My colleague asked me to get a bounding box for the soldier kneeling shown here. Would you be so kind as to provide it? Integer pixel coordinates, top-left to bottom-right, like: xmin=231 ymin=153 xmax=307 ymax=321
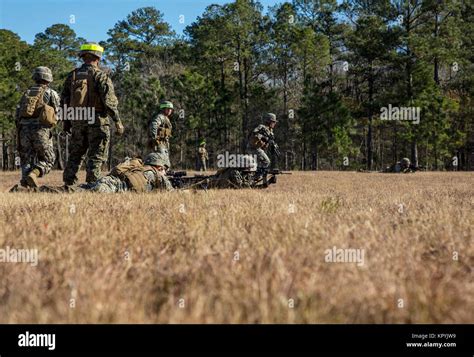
xmin=86 ymin=153 xmax=173 ymax=193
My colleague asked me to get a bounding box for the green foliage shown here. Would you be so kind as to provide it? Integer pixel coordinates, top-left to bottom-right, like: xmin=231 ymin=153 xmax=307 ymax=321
xmin=1 ymin=1 xmax=473 ymax=170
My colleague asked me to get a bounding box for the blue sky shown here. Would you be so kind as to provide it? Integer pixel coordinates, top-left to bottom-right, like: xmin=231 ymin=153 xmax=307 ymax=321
xmin=0 ymin=0 xmax=281 ymax=44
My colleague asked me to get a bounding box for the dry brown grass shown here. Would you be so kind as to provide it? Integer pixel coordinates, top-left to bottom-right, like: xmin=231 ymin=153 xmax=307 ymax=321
xmin=0 ymin=170 xmax=472 ymax=323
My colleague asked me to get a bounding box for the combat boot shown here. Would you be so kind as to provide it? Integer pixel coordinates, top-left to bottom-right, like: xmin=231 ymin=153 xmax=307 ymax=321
xmin=254 ymin=167 xmax=268 ymax=187
xmin=25 ymin=168 xmax=41 ymax=188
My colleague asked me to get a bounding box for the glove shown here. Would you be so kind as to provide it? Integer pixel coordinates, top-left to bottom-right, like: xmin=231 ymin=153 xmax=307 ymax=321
xmin=115 ymin=121 xmax=124 ymax=136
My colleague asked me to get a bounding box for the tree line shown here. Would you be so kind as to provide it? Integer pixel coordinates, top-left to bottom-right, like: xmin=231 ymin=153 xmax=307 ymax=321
xmin=1 ymin=0 xmax=473 ymax=171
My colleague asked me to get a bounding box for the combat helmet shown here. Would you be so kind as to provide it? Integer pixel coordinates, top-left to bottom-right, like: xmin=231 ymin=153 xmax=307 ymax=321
xmin=32 ymin=66 xmax=53 ymax=83
xmin=79 ymin=43 xmax=104 ymax=59
xmin=264 ymin=112 xmax=278 ymax=123
xmin=401 ymin=157 xmax=411 ymax=167
xmin=160 ymin=101 xmax=174 ymax=110
xmin=144 ymin=152 xmax=169 ymax=168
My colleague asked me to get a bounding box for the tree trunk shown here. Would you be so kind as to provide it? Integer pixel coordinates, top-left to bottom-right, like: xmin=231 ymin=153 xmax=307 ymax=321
xmin=410 ymin=140 xmax=418 ymax=167
xmin=367 ymin=64 xmax=374 ymax=170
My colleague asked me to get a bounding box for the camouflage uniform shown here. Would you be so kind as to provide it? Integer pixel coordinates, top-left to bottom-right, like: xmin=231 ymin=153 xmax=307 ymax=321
xmin=250 ymin=124 xmax=274 ymax=169
xmin=87 ymin=154 xmax=173 ymax=193
xmin=17 ymin=84 xmax=60 ymax=183
xmin=198 ymin=145 xmax=208 ymax=171
xmin=384 ymin=158 xmax=414 ymax=173
xmin=148 ymin=113 xmax=172 ymax=168
xmin=208 ymin=155 xmax=257 ymax=189
xmin=62 ymin=63 xmax=121 ymax=185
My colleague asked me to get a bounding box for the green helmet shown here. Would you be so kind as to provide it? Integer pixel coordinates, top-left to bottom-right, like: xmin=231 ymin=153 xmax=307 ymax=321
xmin=144 ymin=153 xmax=168 ymax=167
xmin=200 ymin=140 xmax=206 ymax=146
xmin=264 ymin=113 xmax=277 ymax=123
xmin=32 ymin=66 xmax=53 ymax=83
xmin=160 ymin=101 xmax=174 ymax=110
xmin=79 ymin=43 xmax=104 ymax=59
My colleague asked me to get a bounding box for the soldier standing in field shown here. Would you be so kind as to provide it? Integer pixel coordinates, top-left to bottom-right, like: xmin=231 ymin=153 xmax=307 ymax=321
xmin=62 ymin=42 xmax=124 ymax=187
xmin=249 ymin=113 xmax=278 ymax=185
xmin=148 ymin=100 xmax=173 ymax=168
xmin=197 ymin=140 xmax=208 ymax=171
xmin=16 ymin=66 xmax=60 ymax=188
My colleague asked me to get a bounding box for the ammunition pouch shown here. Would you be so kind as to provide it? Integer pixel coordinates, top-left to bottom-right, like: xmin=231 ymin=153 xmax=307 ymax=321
xmin=250 ymin=135 xmax=266 ymax=149
xmin=70 ymin=68 xmax=105 ymax=113
xmin=124 ymin=170 xmax=149 ymax=192
xmin=157 ymin=126 xmax=172 ymax=139
xmin=38 ymin=102 xmax=57 ymax=128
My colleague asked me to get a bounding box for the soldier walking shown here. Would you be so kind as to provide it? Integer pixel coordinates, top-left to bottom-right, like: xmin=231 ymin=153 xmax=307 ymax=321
xmin=16 ymin=66 xmax=60 ymax=188
xmin=249 ymin=113 xmax=278 ymax=184
xmin=62 ymin=43 xmax=124 ymax=187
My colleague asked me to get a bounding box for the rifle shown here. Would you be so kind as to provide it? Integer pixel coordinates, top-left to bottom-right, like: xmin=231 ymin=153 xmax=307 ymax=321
xmin=253 ymin=168 xmax=291 ymax=187
xmin=166 ymin=170 xmax=214 ymax=189
xmin=268 ymin=139 xmax=280 ymax=158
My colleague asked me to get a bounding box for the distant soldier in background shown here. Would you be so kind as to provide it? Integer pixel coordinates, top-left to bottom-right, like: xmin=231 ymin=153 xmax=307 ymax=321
xmin=16 ymin=66 xmax=60 ymax=188
xmin=197 ymin=140 xmax=208 ymax=171
xmin=148 ymin=100 xmax=173 ymax=168
xmin=383 ymin=157 xmax=415 ymax=173
xmin=62 ymin=43 xmax=124 ymax=187
xmin=249 ymin=113 xmax=278 ymax=185
xmin=85 ymin=153 xmax=173 ymax=193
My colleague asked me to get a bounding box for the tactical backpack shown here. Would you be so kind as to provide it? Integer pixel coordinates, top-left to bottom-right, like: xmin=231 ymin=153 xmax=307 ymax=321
xmin=110 ymin=158 xmax=159 ymax=192
xmin=18 ymin=85 xmax=57 ymax=127
xmin=70 ymin=67 xmax=104 ymax=112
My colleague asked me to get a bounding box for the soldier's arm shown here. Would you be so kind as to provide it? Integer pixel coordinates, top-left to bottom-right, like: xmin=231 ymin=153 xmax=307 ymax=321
xmin=253 ymin=125 xmax=269 ymax=142
xmin=149 ymin=115 xmax=163 ymax=139
xmin=252 ymin=125 xmax=263 ymax=140
xmin=48 ymin=89 xmax=61 ymax=113
xmin=96 ymin=72 xmax=121 ymax=122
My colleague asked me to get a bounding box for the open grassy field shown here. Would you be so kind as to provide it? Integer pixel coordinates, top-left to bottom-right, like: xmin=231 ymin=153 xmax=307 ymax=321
xmin=0 ymin=170 xmax=472 ymax=323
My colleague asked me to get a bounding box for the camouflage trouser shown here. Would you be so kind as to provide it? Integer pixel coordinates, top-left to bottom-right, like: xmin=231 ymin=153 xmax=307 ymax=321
xmin=63 ymin=121 xmax=110 ymax=185
xmin=252 ymin=148 xmax=270 ymax=169
xmin=150 ymin=143 xmax=171 ymax=168
xmin=198 ymin=157 xmax=207 ymax=171
xmin=88 ymin=175 xmax=128 ymax=193
xmin=18 ymin=123 xmax=55 ymax=179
